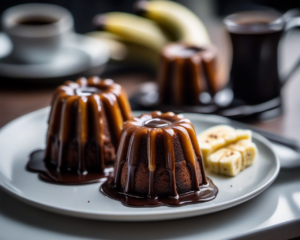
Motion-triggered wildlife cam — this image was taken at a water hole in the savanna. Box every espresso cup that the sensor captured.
[1,3,74,64]
[224,9,300,105]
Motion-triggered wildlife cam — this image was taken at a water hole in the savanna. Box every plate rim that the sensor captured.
[0,108,280,221]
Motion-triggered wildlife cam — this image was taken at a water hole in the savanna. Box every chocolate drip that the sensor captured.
[117,89,133,121]
[27,76,132,184]
[100,93,123,146]
[125,128,149,193]
[173,126,200,190]
[201,51,219,96]
[113,126,136,187]
[90,95,105,171]
[101,111,218,207]
[173,58,185,105]
[77,97,88,173]
[163,128,178,197]
[147,128,160,198]
[57,95,78,170]
[177,121,208,185]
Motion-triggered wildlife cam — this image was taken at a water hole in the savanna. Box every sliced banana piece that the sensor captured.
[208,148,227,173]
[227,139,257,168]
[236,129,252,141]
[208,149,242,177]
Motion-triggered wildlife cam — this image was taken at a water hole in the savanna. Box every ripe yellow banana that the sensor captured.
[197,125,251,166]
[87,31,160,68]
[208,140,258,177]
[135,0,211,46]
[93,12,170,52]
[86,31,128,61]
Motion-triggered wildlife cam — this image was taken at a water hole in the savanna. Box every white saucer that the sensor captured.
[0,108,279,221]
[0,33,109,80]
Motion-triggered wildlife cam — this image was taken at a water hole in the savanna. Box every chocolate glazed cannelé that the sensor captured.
[158,43,221,106]
[101,111,218,207]
[27,76,132,184]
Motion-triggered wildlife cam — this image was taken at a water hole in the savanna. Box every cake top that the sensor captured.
[124,111,188,130]
[52,76,133,121]
[162,42,216,60]
[47,76,133,147]
[56,76,121,97]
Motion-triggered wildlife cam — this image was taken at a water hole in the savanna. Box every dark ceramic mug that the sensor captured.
[224,9,300,105]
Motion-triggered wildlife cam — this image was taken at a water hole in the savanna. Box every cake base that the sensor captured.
[27,150,113,185]
[100,177,218,207]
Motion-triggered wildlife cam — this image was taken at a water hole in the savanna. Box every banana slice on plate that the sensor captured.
[208,149,242,177]
[208,140,258,177]
[236,129,252,141]
[227,139,258,169]
[199,124,258,177]
[197,125,251,166]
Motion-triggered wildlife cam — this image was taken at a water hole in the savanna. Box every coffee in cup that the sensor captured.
[1,3,74,64]
[224,10,300,105]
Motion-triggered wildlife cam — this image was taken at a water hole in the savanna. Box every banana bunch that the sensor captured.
[135,0,211,46]
[197,125,258,177]
[88,1,211,68]
[93,12,169,52]
[86,30,161,69]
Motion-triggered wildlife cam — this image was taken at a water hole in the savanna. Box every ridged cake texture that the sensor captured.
[45,76,132,174]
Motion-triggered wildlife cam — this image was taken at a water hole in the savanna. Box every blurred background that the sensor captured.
[1,2,300,239]
[1,0,300,33]
[1,0,300,137]
[0,0,300,33]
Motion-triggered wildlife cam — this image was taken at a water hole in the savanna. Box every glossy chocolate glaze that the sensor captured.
[27,76,132,184]
[143,118,171,128]
[101,111,218,207]
[159,43,220,106]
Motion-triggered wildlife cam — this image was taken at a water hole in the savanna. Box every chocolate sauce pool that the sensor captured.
[101,177,218,207]
[27,150,113,184]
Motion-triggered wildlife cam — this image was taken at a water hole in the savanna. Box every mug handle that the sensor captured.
[282,9,300,85]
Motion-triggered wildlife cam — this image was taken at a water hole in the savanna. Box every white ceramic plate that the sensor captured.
[0,108,279,221]
[0,33,109,79]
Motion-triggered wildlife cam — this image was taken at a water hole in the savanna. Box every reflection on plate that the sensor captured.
[0,108,279,221]
[0,33,109,80]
